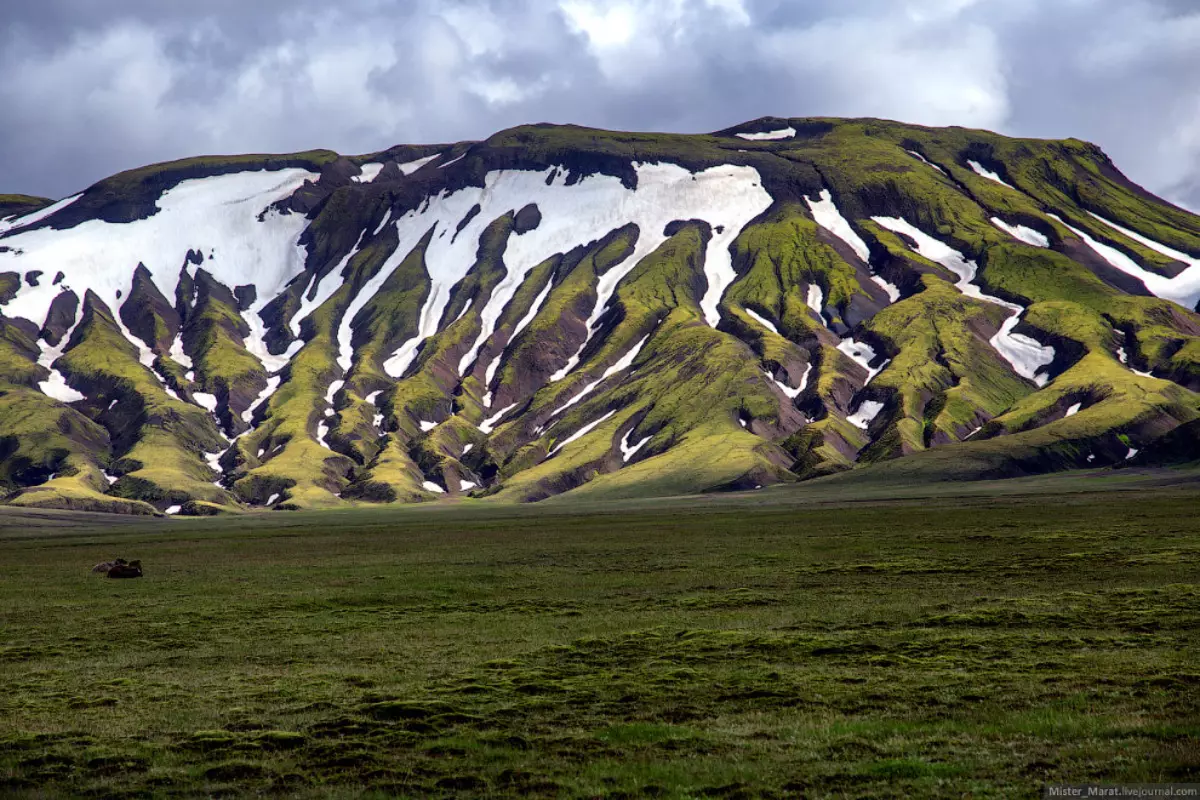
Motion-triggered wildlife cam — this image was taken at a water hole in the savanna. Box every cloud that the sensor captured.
[0,0,1197,211]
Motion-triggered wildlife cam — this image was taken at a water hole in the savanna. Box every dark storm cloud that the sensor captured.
[1,0,1198,212]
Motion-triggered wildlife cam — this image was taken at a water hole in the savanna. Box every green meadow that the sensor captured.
[1,470,1198,798]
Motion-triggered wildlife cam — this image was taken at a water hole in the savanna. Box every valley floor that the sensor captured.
[1,471,1198,797]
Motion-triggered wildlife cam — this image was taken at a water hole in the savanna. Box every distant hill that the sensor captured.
[1,116,1198,515]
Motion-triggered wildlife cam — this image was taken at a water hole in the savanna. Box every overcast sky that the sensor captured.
[3,0,1198,208]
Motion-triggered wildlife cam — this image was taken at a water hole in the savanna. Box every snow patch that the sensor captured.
[462,443,474,455]
[968,160,1015,188]
[765,362,810,399]
[0,170,316,358]
[479,403,517,434]
[193,392,218,412]
[36,311,86,402]
[324,379,344,407]
[847,400,885,430]
[551,334,649,417]
[1075,212,1200,309]
[266,493,279,506]
[169,334,193,368]
[353,163,385,184]
[620,429,652,463]
[837,339,885,384]
[165,505,182,515]
[550,410,616,456]
[906,150,946,175]
[438,153,467,169]
[419,420,438,432]
[806,284,824,317]
[242,376,281,424]
[1064,402,1082,418]
[873,216,1054,386]
[736,128,796,141]
[422,481,446,494]
[871,275,902,303]
[292,230,365,337]
[805,190,871,262]
[744,308,780,335]
[1125,447,1139,461]
[0,193,83,236]
[991,217,1050,248]
[460,480,478,491]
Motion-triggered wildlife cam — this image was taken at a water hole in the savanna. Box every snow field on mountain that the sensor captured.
[744,308,779,335]
[0,194,82,236]
[906,150,946,174]
[0,170,316,351]
[847,399,885,429]
[550,334,650,417]
[805,190,871,263]
[1067,212,1200,309]
[806,189,904,303]
[292,230,366,336]
[838,339,886,384]
[968,160,1015,188]
[736,128,796,141]
[620,429,652,462]
[550,410,616,457]
[37,316,85,402]
[872,216,1054,385]
[403,164,773,382]
[991,217,1050,247]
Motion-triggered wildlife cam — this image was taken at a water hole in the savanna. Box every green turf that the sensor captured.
[1,472,1197,798]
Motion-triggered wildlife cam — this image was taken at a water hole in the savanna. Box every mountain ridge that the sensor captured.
[1,115,1198,515]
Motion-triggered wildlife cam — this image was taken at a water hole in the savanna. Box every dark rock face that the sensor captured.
[121,264,180,353]
[41,290,81,345]
[513,204,542,234]
[24,271,42,287]
[234,284,257,311]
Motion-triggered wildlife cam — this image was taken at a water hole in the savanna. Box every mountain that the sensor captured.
[1,116,1198,516]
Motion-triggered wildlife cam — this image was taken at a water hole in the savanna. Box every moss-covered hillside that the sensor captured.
[1,116,1198,514]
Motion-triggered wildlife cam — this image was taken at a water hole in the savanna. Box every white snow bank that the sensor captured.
[324,379,344,407]
[460,480,477,491]
[871,275,902,303]
[1064,402,1082,418]
[400,154,443,174]
[847,400,885,430]
[968,160,1015,189]
[438,153,467,169]
[991,217,1049,248]
[242,376,281,424]
[620,428,652,463]
[551,334,649,417]
[0,170,316,359]
[419,420,438,432]
[315,420,331,449]
[0,194,82,236]
[1125,447,1139,460]
[353,163,385,184]
[36,311,86,402]
[765,363,809,399]
[906,151,946,175]
[168,334,193,368]
[422,480,446,494]
[193,392,218,412]
[736,128,796,141]
[1073,212,1200,309]
[872,216,1054,386]
[165,505,182,515]
[805,190,871,262]
[806,284,824,317]
[292,230,365,337]
[462,443,474,455]
[479,403,517,434]
[744,308,780,335]
[550,410,616,456]
[266,492,280,505]
[838,339,885,384]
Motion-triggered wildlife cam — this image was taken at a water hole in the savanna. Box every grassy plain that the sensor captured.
[1,469,1198,798]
